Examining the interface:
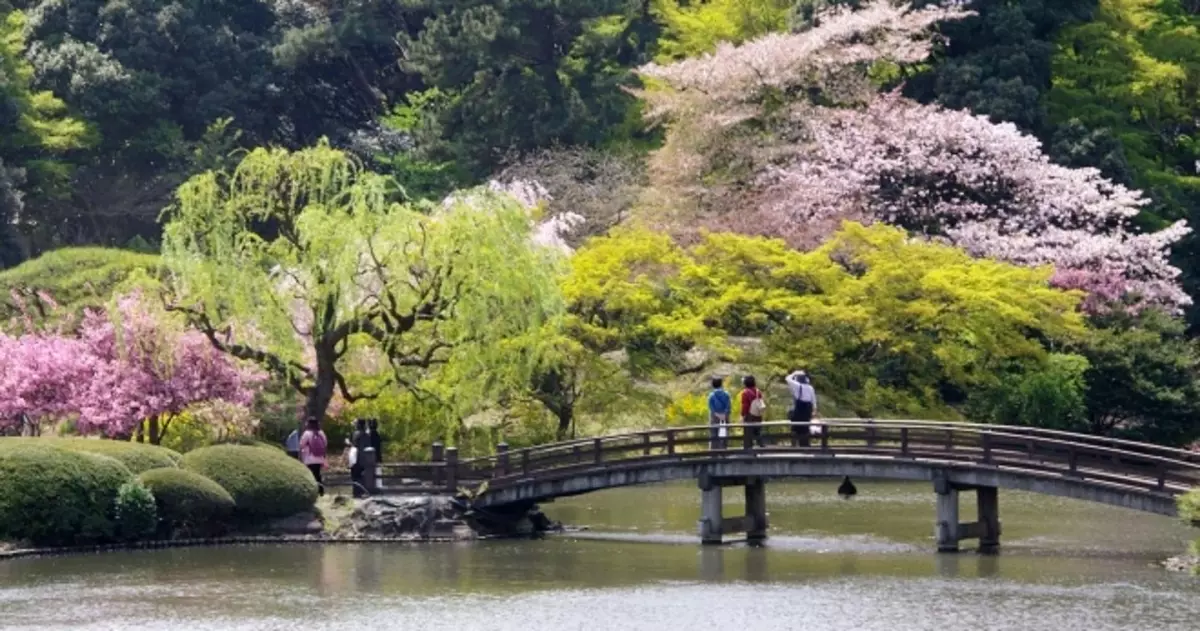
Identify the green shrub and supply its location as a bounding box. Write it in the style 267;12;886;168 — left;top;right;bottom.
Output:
115;481;158;541
181;445;318;521
137;468;235;537
0;438;182;473
1180;489;1200;525
0;445;132;546
50;439;181;474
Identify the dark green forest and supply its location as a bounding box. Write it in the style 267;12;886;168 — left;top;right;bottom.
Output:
5;0;1197;272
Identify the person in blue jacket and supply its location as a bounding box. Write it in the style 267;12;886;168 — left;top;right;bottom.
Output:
707;377;732;449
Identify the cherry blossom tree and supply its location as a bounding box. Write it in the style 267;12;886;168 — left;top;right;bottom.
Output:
0;292;261;443
0;333;94;436
750;94;1191;311
74;294;262;443
634;1;1191;313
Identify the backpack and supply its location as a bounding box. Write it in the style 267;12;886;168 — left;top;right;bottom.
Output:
308;432;328;459
749;390;766;417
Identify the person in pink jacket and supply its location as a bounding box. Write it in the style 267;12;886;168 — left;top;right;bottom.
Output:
299;417;329;496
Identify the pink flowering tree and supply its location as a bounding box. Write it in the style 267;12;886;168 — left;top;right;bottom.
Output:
0;292;262;443
0;333;94;436
74;294;262;444
749;94;1192;311
634;1;1191;313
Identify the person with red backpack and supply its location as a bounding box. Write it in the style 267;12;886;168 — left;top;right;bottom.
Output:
299;417;329;496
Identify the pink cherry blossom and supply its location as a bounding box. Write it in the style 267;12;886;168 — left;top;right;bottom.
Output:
636;0;1190;313
0;293;262;440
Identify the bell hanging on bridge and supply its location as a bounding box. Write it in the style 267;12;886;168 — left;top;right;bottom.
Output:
837;476;857;498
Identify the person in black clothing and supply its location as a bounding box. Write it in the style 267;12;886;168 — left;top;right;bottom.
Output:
350;418;368;498
367;418;383;463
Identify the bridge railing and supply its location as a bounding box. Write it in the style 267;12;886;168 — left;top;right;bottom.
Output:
358;419;1200;497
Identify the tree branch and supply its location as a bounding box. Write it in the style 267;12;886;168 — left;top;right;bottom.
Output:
165;301;314;395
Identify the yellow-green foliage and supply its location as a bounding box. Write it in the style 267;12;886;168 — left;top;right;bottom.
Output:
570;222;1085;416
162;141;564;421
653;0;796;60
563;227;707;354
666;392;710;427
0;247;162;332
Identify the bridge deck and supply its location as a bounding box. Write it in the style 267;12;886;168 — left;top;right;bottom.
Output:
329;420;1200;513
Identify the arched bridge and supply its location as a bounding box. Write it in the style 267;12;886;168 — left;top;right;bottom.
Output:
351;420;1200;550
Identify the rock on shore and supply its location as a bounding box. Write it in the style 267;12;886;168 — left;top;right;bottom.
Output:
330;496;560;540
1164;554;1199;574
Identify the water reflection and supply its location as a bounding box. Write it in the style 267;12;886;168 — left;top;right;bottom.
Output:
1;481;1197;631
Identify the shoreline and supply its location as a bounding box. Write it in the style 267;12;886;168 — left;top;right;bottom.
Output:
0;532;526;561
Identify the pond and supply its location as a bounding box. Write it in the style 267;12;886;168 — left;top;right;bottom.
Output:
1;481;1197;630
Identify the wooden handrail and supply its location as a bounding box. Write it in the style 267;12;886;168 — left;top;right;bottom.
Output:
352;420;1200;498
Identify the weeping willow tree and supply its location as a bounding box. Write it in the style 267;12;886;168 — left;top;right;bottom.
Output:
160;140;564;422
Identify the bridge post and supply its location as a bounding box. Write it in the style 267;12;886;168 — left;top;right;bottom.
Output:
445;447;458;493
933;473;960;553
976;486;1000;553
698;475;723;545
745;477;767;542
431;441;444;487
496;442;509;477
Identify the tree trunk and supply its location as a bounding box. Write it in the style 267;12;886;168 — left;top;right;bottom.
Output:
555;404;574;441
148;415;161;445
304;343;338;422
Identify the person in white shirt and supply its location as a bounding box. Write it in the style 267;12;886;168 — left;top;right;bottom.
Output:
786;370;818;446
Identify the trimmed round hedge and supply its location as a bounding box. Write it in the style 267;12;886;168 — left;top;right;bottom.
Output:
51;438;181;474
181;445;318;521
0;445;132;546
137;468;235;537
0;438;181;474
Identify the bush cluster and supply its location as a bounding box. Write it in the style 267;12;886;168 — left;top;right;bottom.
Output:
137;468;235;537
0;445;131;546
46;438;182;473
0;439;318;546
181;445;318;521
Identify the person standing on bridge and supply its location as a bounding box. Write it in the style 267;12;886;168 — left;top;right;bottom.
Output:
740;375;767;447
707;377;732;449
786;370;817;447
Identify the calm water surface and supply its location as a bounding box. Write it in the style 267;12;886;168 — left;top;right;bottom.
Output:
1;480;1196;630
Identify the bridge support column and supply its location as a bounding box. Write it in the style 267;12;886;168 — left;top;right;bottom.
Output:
699;484;723;545
698;474;768;545
745;477;767;542
934;485;960;553
976;486;1000;554
933;472;1001;553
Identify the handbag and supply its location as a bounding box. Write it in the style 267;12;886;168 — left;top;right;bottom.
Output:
749;392;766;417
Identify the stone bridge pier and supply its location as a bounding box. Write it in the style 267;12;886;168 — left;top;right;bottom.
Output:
696;469;1002;551
697;472;767;545
934;470;1001;553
